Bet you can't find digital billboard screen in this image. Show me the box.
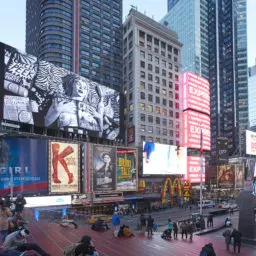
[187,156,205,184]
[182,72,210,115]
[246,130,256,155]
[0,138,48,196]
[49,141,80,194]
[182,110,211,150]
[217,165,234,189]
[1,43,120,140]
[92,145,116,192]
[142,141,187,175]
[116,147,137,191]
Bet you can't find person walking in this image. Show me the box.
[231,228,242,254]
[167,219,173,238]
[140,214,146,232]
[112,212,120,232]
[200,243,216,256]
[222,228,232,251]
[187,222,194,241]
[0,199,13,242]
[180,222,188,239]
[147,215,154,236]
[14,195,26,214]
[173,222,178,239]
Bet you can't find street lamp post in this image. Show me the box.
[199,129,203,216]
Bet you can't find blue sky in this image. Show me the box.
[0,0,255,66]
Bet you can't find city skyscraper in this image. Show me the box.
[123,9,182,148]
[26,0,122,92]
[162,0,248,157]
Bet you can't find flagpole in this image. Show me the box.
[200,129,203,216]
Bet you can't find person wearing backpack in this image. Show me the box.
[222,228,232,251]
[64,235,99,256]
[199,243,216,256]
[173,222,178,239]
[231,228,242,254]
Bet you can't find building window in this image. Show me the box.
[148,54,152,61]
[140,113,145,121]
[147,34,152,42]
[175,93,179,100]
[140,71,145,78]
[162,79,166,86]
[155,66,159,74]
[155,96,160,104]
[169,110,173,117]
[175,102,179,109]
[156,117,160,124]
[148,63,153,71]
[162,69,166,76]
[169,120,173,128]
[140,124,145,132]
[162,59,166,67]
[129,104,133,111]
[140,61,145,68]
[148,126,153,133]
[156,127,160,134]
[148,84,153,91]
[148,115,153,123]
[162,89,166,95]
[163,99,166,106]
[169,81,173,89]
[155,138,160,143]
[169,91,173,98]
[140,81,145,89]
[148,105,153,112]
[155,57,159,64]
[156,106,160,114]
[175,84,179,91]
[175,112,179,118]
[148,94,153,102]
[140,92,145,99]
[140,103,145,110]
[141,135,146,142]
[170,130,173,136]
[169,101,173,107]
[148,74,153,81]
[140,50,145,58]
[162,108,167,116]
[175,65,179,72]
[163,129,167,135]
[155,76,160,84]
[154,38,159,46]
[163,119,167,126]
[155,87,160,94]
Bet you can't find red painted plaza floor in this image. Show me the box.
[18,220,256,256]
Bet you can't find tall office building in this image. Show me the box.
[162,0,248,157]
[123,9,182,148]
[26,0,122,91]
[162,0,209,79]
[248,61,256,131]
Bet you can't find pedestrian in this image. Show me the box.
[208,214,213,228]
[230,208,234,215]
[14,194,26,214]
[200,243,216,256]
[187,222,194,241]
[167,219,173,238]
[180,222,188,239]
[147,215,154,236]
[0,199,13,242]
[222,228,232,251]
[173,222,178,239]
[231,228,242,254]
[112,212,120,231]
[140,213,146,232]
[3,229,51,256]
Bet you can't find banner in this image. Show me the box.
[116,147,137,191]
[1,43,120,140]
[49,141,80,194]
[142,141,187,175]
[93,145,116,192]
[217,165,234,188]
[0,139,48,196]
[235,164,245,189]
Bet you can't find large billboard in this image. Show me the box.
[142,141,187,175]
[187,156,205,184]
[93,145,116,192]
[182,72,210,115]
[246,130,256,155]
[217,165,234,188]
[182,110,211,150]
[0,139,48,196]
[235,164,245,189]
[49,141,80,194]
[1,43,120,140]
[116,147,137,191]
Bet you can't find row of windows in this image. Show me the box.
[140,70,179,83]
[41,8,72,18]
[41,34,71,43]
[139,136,178,146]
[41,0,72,9]
[138,112,179,121]
[51,61,71,70]
[41,25,72,35]
[41,52,71,61]
[41,17,72,27]
[41,43,71,52]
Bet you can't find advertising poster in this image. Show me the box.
[235,164,245,189]
[246,130,256,155]
[142,141,187,175]
[127,126,135,143]
[187,156,205,184]
[0,139,48,196]
[49,141,80,194]
[1,43,120,140]
[182,110,211,150]
[116,147,137,191]
[182,72,210,115]
[217,165,234,188]
[93,145,116,192]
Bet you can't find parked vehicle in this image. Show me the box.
[197,200,215,208]
[221,202,237,209]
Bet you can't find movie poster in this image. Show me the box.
[217,165,234,188]
[0,139,48,196]
[2,43,120,140]
[235,164,245,189]
[116,147,137,191]
[93,145,116,192]
[49,141,80,194]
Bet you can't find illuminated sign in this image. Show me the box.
[187,156,205,184]
[25,195,71,207]
[182,110,211,150]
[246,130,256,155]
[182,72,210,115]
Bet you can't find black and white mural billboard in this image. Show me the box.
[1,43,120,140]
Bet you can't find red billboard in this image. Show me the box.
[182,72,210,115]
[182,110,211,150]
[187,156,205,184]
